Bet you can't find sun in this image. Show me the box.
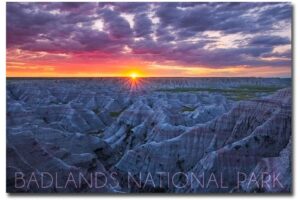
[130,72,138,79]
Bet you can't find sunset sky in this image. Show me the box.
[7,2,292,77]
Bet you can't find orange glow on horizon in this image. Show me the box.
[6,48,291,78]
[6,62,291,78]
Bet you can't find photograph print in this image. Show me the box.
[6,2,292,193]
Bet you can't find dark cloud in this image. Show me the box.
[259,3,292,21]
[156,2,291,36]
[7,3,58,47]
[134,13,153,37]
[131,39,169,55]
[7,2,292,69]
[249,35,290,46]
[98,8,133,39]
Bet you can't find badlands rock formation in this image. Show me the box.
[6,78,291,193]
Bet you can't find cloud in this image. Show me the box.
[107,2,150,13]
[6,2,292,72]
[134,13,153,37]
[249,35,290,46]
[98,8,133,39]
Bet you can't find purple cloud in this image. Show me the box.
[7,2,292,69]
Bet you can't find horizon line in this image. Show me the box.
[6,76,291,79]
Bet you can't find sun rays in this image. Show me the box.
[122,72,148,93]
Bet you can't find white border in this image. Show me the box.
[0,0,298,199]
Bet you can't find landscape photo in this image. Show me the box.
[6,2,292,193]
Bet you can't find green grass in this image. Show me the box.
[109,111,123,117]
[235,85,284,93]
[230,93,254,101]
[156,85,286,101]
[92,108,101,114]
[156,88,226,93]
[226,85,284,100]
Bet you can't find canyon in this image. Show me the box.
[6,77,291,193]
